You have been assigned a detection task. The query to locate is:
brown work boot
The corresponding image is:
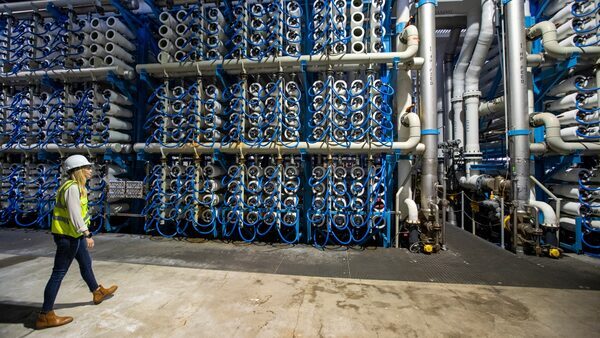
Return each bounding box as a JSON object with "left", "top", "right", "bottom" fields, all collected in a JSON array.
[
  {"left": 93, "top": 284, "right": 118, "bottom": 304},
  {"left": 35, "top": 310, "right": 73, "bottom": 329}
]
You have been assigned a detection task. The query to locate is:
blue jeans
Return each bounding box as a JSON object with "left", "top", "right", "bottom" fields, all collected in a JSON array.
[{"left": 42, "top": 234, "right": 99, "bottom": 312}]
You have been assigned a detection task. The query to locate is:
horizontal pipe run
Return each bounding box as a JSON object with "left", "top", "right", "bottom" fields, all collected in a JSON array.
[
  {"left": 136, "top": 142, "right": 426, "bottom": 155},
  {"left": 139, "top": 60, "right": 424, "bottom": 76},
  {"left": 138, "top": 26, "right": 419, "bottom": 77},
  {"left": 527, "top": 21, "right": 600, "bottom": 59},
  {"left": 0, "top": 144, "right": 132, "bottom": 154},
  {"left": 531, "top": 113, "right": 600, "bottom": 154},
  {"left": 0, "top": 66, "right": 135, "bottom": 82},
  {"left": 138, "top": 53, "right": 422, "bottom": 77}
]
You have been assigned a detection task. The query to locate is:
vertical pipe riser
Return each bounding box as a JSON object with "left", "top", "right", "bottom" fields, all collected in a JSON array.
[
  {"left": 418, "top": 3, "right": 438, "bottom": 217},
  {"left": 504, "top": 0, "right": 530, "bottom": 208}
]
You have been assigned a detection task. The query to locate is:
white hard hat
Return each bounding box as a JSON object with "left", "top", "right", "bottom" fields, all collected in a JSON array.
[{"left": 64, "top": 155, "right": 92, "bottom": 172}]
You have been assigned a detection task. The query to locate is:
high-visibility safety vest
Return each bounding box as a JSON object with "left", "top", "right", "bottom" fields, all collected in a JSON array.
[{"left": 51, "top": 180, "right": 90, "bottom": 238}]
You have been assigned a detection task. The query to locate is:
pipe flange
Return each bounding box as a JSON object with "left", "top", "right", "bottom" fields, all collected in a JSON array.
[
  {"left": 462, "top": 90, "right": 481, "bottom": 99},
  {"left": 450, "top": 96, "right": 463, "bottom": 103}
]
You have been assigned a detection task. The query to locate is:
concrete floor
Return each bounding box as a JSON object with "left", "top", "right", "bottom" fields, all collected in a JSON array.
[{"left": 0, "top": 250, "right": 599, "bottom": 337}]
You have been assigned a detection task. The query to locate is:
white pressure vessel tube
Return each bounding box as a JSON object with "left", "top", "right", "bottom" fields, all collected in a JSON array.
[
  {"left": 158, "top": 38, "right": 174, "bottom": 51},
  {"left": 103, "top": 89, "right": 131, "bottom": 106},
  {"left": 287, "top": 1, "right": 301, "bottom": 17},
  {"left": 370, "top": 41, "right": 384, "bottom": 53},
  {"left": 78, "top": 45, "right": 92, "bottom": 57},
  {"left": 105, "top": 43, "right": 134, "bottom": 63},
  {"left": 90, "top": 44, "right": 107, "bottom": 57},
  {"left": 204, "top": 85, "right": 222, "bottom": 100},
  {"left": 104, "top": 130, "right": 132, "bottom": 142},
  {"left": 350, "top": 0, "right": 363, "bottom": 14},
  {"left": 106, "top": 16, "right": 135, "bottom": 39},
  {"left": 175, "top": 23, "right": 190, "bottom": 37},
  {"left": 547, "top": 75, "right": 587, "bottom": 96},
  {"left": 90, "top": 31, "right": 107, "bottom": 44},
  {"left": 157, "top": 51, "right": 173, "bottom": 64},
  {"left": 207, "top": 7, "right": 225, "bottom": 25},
  {"left": 159, "top": 25, "right": 176, "bottom": 39},
  {"left": 175, "top": 37, "right": 192, "bottom": 51},
  {"left": 350, "top": 11, "right": 364, "bottom": 29},
  {"left": 104, "top": 55, "right": 131, "bottom": 68},
  {"left": 159, "top": 12, "right": 177, "bottom": 26},
  {"left": 88, "top": 56, "right": 105, "bottom": 67},
  {"left": 105, "top": 29, "right": 136, "bottom": 51},
  {"left": 351, "top": 27, "right": 365, "bottom": 44},
  {"left": 174, "top": 50, "right": 186, "bottom": 62},
  {"left": 176, "top": 10, "right": 190, "bottom": 24},
  {"left": 90, "top": 18, "right": 108, "bottom": 32},
  {"left": 97, "top": 116, "right": 132, "bottom": 130},
  {"left": 104, "top": 103, "right": 133, "bottom": 118}
]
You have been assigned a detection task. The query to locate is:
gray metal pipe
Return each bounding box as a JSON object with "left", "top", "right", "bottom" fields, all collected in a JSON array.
[
  {"left": 136, "top": 141, "right": 426, "bottom": 155},
  {"left": 452, "top": 7, "right": 481, "bottom": 149},
  {"left": 418, "top": 2, "right": 439, "bottom": 217},
  {"left": 464, "top": 0, "right": 496, "bottom": 177},
  {"left": 504, "top": 0, "right": 531, "bottom": 209},
  {"left": 138, "top": 26, "right": 420, "bottom": 77},
  {"left": 0, "top": 143, "right": 131, "bottom": 154},
  {"left": 1, "top": 0, "right": 139, "bottom": 15},
  {"left": 1, "top": 0, "right": 100, "bottom": 11},
  {"left": 138, "top": 111, "right": 422, "bottom": 155},
  {"left": 141, "top": 61, "right": 424, "bottom": 76},
  {"left": 443, "top": 29, "right": 461, "bottom": 143},
  {"left": 0, "top": 66, "right": 135, "bottom": 83},
  {"left": 527, "top": 21, "right": 600, "bottom": 59}
]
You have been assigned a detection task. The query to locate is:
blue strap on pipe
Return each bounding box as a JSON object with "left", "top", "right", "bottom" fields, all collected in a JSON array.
[
  {"left": 421, "top": 129, "right": 440, "bottom": 135},
  {"left": 395, "top": 22, "right": 406, "bottom": 35},
  {"left": 502, "top": 0, "right": 512, "bottom": 4},
  {"left": 416, "top": 0, "right": 438, "bottom": 8},
  {"left": 507, "top": 129, "right": 530, "bottom": 136}
]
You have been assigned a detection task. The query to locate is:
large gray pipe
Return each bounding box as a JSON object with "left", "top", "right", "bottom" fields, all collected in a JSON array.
[
  {"left": 464, "top": 0, "right": 496, "bottom": 176},
  {"left": 0, "top": 143, "right": 131, "bottom": 154},
  {"left": 443, "top": 29, "right": 461, "bottom": 143},
  {"left": 0, "top": 0, "right": 139, "bottom": 13},
  {"left": 452, "top": 7, "right": 481, "bottom": 150},
  {"left": 504, "top": 0, "right": 530, "bottom": 208},
  {"left": 418, "top": 1, "right": 439, "bottom": 216}
]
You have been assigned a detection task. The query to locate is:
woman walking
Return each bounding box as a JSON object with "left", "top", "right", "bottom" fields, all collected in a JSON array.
[{"left": 36, "top": 155, "right": 118, "bottom": 330}]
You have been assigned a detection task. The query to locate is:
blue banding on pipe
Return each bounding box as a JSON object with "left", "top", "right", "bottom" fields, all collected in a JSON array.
[
  {"left": 416, "top": 0, "right": 438, "bottom": 8},
  {"left": 507, "top": 129, "right": 530, "bottom": 136},
  {"left": 502, "top": 0, "right": 512, "bottom": 4},
  {"left": 396, "top": 22, "right": 406, "bottom": 35},
  {"left": 421, "top": 129, "right": 440, "bottom": 135}
]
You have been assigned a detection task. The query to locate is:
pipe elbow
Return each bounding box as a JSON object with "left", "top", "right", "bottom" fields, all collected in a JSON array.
[
  {"left": 531, "top": 113, "right": 600, "bottom": 154},
  {"left": 530, "top": 142, "right": 547, "bottom": 155},
  {"left": 404, "top": 198, "right": 420, "bottom": 224},
  {"left": 528, "top": 21, "right": 600, "bottom": 59},
  {"left": 400, "top": 25, "right": 420, "bottom": 59},
  {"left": 527, "top": 21, "right": 556, "bottom": 41},
  {"left": 401, "top": 112, "right": 422, "bottom": 149},
  {"left": 528, "top": 199, "right": 558, "bottom": 228}
]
